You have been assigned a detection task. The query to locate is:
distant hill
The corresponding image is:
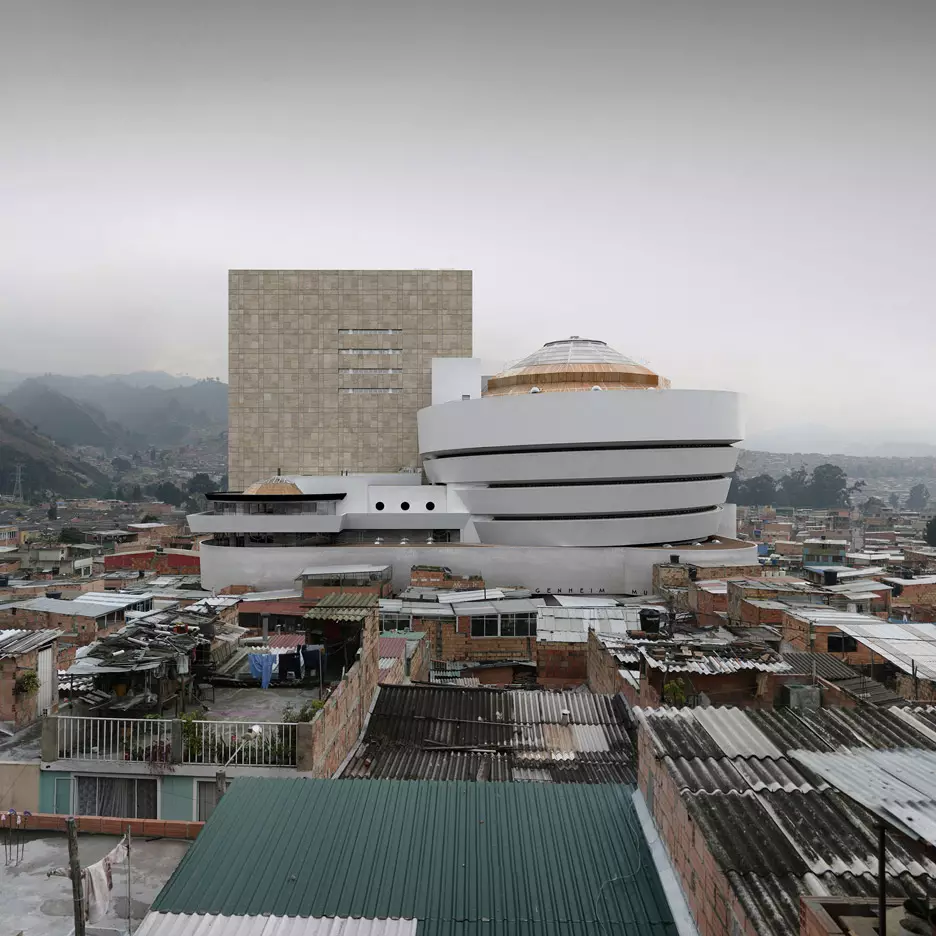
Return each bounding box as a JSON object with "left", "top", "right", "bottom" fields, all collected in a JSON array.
[
  {"left": 7, "top": 375, "right": 228, "bottom": 448},
  {"left": 3, "top": 380, "right": 132, "bottom": 450},
  {"left": 0, "top": 403, "right": 111, "bottom": 497},
  {"left": 738, "top": 449, "right": 936, "bottom": 482}
]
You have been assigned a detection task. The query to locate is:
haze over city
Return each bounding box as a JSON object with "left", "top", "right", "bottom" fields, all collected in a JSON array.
[{"left": 3, "top": 0, "right": 935, "bottom": 450}]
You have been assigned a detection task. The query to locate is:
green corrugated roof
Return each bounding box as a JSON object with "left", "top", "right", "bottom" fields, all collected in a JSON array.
[
  {"left": 152, "top": 778, "right": 676, "bottom": 936},
  {"left": 306, "top": 593, "right": 379, "bottom": 621}
]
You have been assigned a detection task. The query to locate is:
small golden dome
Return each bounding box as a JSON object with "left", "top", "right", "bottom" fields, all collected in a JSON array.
[{"left": 243, "top": 476, "right": 304, "bottom": 496}]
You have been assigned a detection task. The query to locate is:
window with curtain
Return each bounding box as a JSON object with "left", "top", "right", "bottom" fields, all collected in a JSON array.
[{"left": 75, "top": 776, "right": 158, "bottom": 818}]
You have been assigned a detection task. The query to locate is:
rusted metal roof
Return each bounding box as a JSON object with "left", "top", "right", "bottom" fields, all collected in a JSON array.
[
  {"left": 268, "top": 633, "right": 305, "bottom": 649},
  {"left": 339, "top": 685, "right": 635, "bottom": 783}
]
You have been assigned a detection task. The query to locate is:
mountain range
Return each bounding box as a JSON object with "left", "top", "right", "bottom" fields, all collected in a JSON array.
[{"left": 0, "top": 372, "right": 227, "bottom": 451}]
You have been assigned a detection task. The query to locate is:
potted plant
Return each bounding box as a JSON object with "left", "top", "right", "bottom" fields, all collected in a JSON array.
[{"left": 14, "top": 670, "right": 40, "bottom": 696}]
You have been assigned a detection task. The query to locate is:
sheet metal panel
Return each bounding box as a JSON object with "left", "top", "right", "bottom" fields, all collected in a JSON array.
[{"left": 137, "top": 915, "right": 418, "bottom": 936}]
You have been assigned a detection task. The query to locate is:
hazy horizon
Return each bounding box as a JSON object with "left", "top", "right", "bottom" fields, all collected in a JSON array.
[{"left": 3, "top": 0, "right": 934, "bottom": 443}]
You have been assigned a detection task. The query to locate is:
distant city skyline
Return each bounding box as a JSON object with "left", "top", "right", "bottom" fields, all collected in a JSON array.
[{"left": 3, "top": 0, "right": 934, "bottom": 443}]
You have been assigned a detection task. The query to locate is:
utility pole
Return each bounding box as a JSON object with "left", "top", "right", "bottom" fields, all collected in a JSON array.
[
  {"left": 215, "top": 770, "right": 227, "bottom": 802},
  {"left": 11, "top": 464, "right": 24, "bottom": 503},
  {"left": 66, "top": 818, "right": 86, "bottom": 936}
]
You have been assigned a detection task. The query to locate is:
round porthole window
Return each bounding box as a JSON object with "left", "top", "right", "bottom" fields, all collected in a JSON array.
[
  {"left": 375, "top": 501, "right": 385, "bottom": 511},
  {"left": 426, "top": 501, "right": 435, "bottom": 511},
  {"left": 401, "top": 501, "right": 410, "bottom": 511}
]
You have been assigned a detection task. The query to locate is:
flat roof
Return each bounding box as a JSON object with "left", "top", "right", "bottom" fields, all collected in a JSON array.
[{"left": 299, "top": 564, "right": 390, "bottom": 576}]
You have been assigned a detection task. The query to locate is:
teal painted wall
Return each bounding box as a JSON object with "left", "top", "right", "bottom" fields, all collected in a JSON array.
[
  {"left": 39, "top": 770, "right": 73, "bottom": 814},
  {"left": 161, "top": 775, "right": 195, "bottom": 821}
]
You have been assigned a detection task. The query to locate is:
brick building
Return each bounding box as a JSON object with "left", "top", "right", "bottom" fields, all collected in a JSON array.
[
  {"left": 104, "top": 549, "right": 201, "bottom": 575},
  {"left": 0, "top": 629, "right": 60, "bottom": 730}
]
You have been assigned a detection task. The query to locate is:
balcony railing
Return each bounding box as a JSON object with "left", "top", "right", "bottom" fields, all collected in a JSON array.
[
  {"left": 53, "top": 715, "right": 297, "bottom": 768},
  {"left": 56, "top": 716, "right": 173, "bottom": 764},
  {"left": 181, "top": 720, "right": 297, "bottom": 767}
]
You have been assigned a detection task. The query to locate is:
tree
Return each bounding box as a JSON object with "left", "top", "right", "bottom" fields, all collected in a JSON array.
[
  {"left": 926, "top": 517, "right": 936, "bottom": 548},
  {"left": 58, "top": 526, "right": 84, "bottom": 544},
  {"left": 130, "top": 484, "right": 143, "bottom": 502},
  {"left": 908, "top": 484, "right": 931, "bottom": 512},
  {"left": 47, "top": 502, "right": 58, "bottom": 521},
  {"left": 889, "top": 493, "right": 901, "bottom": 509},
  {"left": 111, "top": 456, "right": 132, "bottom": 474},
  {"left": 187, "top": 473, "right": 219, "bottom": 496},
  {"left": 777, "top": 468, "right": 810, "bottom": 508},
  {"left": 140, "top": 513, "right": 160, "bottom": 523},
  {"left": 740, "top": 474, "right": 778, "bottom": 506},
  {"left": 807, "top": 464, "right": 850, "bottom": 508},
  {"left": 861, "top": 497, "right": 886, "bottom": 517},
  {"left": 154, "top": 481, "right": 185, "bottom": 507}
]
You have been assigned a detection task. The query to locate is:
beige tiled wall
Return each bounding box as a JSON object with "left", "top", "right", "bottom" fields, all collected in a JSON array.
[{"left": 228, "top": 270, "right": 472, "bottom": 490}]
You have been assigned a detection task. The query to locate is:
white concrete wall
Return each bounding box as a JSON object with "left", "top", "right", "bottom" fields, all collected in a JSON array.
[
  {"left": 431, "top": 357, "right": 483, "bottom": 405},
  {"left": 424, "top": 446, "right": 740, "bottom": 484},
  {"left": 472, "top": 508, "right": 723, "bottom": 548},
  {"left": 199, "top": 540, "right": 757, "bottom": 595},
  {"left": 454, "top": 478, "right": 730, "bottom": 517},
  {"left": 367, "top": 485, "right": 448, "bottom": 513},
  {"left": 418, "top": 389, "right": 743, "bottom": 456}
]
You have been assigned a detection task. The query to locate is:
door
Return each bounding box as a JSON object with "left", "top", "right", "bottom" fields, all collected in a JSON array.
[{"left": 36, "top": 646, "right": 55, "bottom": 715}]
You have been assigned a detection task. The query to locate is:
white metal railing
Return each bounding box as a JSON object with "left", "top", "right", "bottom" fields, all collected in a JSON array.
[
  {"left": 57, "top": 716, "right": 174, "bottom": 764},
  {"left": 54, "top": 716, "right": 298, "bottom": 767},
  {"left": 181, "top": 721, "right": 297, "bottom": 767}
]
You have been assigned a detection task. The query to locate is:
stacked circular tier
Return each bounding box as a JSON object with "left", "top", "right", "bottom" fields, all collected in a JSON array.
[{"left": 418, "top": 337, "right": 742, "bottom": 547}]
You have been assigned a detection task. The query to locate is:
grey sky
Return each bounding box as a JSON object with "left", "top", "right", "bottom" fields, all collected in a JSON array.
[{"left": 2, "top": 0, "right": 934, "bottom": 443}]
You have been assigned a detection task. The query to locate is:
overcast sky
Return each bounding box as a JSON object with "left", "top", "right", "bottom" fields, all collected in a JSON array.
[{"left": 2, "top": 0, "right": 935, "bottom": 445}]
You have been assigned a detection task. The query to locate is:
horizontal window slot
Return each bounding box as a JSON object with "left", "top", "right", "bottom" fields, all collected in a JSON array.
[
  {"left": 487, "top": 475, "right": 727, "bottom": 488},
  {"left": 339, "top": 368, "right": 402, "bottom": 375},
  {"left": 486, "top": 506, "right": 720, "bottom": 521}
]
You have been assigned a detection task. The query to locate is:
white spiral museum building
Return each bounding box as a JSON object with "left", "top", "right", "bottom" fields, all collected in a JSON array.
[{"left": 192, "top": 338, "right": 755, "bottom": 593}]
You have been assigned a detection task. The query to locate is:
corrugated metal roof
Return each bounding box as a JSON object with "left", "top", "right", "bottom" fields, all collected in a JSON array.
[
  {"left": 435, "top": 589, "right": 507, "bottom": 604},
  {"left": 268, "top": 634, "right": 305, "bottom": 649},
  {"left": 340, "top": 685, "right": 634, "bottom": 783},
  {"left": 9, "top": 597, "right": 117, "bottom": 617},
  {"left": 790, "top": 749, "right": 936, "bottom": 847},
  {"left": 780, "top": 652, "right": 857, "bottom": 680},
  {"left": 639, "top": 704, "right": 936, "bottom": 761},
  {"left": 377, "top": 637, "right": 407, "bottom": 659},
  {"left": 0, "top": 628, "right": 62, "bottom": 657},
  {"left": 151, "top": 778, "right": 677, "bottom": 936},
  {"left": 641, "top": 646, "right": 790, "bottom": 675},
  {"left": 305, "top": 593, "right": 378, "bottom": 621},
  {"left": 682, "top": 788, "right": 935, "bottom": 936},
  {"left": 138, "top": 916, "right": 417, "bottom": 936}
]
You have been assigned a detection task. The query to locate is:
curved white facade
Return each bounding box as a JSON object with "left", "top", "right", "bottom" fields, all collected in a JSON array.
[
  {"left": 417, "top": 385, "right": 742, "bottom": 548},
  {"left": 455, "top": 478, "right": 731, "bottom": 518},
  {"left": 192, "top": 340, "right": 749, "bottom": 594},
  {"left": 418, "top": 389, "right": 742, "bottom": 456},
  {"left": 425, "top": 446, "right": 740, "bottom": 485}
]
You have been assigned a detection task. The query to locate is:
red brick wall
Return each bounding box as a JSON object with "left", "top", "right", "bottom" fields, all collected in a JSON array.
[
  {"left": 0, "top": 607, "right": 124, "bottom": 646},
  {"left": 637, "top": 721, "right": 760, "bottom": 936},
  {"left": 896, "top": 673, "right": 936, "bottom": 703},
  {"left": 780, "top": 611, "right": 876, "bottom": 665},
  {"left": 408, "top": 635, "right": 430, "bottom": 683},
  {"left": 297, "top": 609, "right": 379, "bottom": 777},
  {"left": 738, "top": 599, "right": 786, "bottom": 627},
  {"left": 586, "top": 631, "right": 634, "bottom": 700},
  {"left": 431, "top": 618, "right": 534, "bottom": 663},
  {"left": 0, "top": 644, "right": 57, "bottom": 728},
  {"left": 536, "top": 640, "right": 587, "bottom": 684},
  {"left": 104, "top": 551, "right": 200, "bottom": 573},
  {"left": 409, "top": 567, "right": 485, "bottom": 589}
]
